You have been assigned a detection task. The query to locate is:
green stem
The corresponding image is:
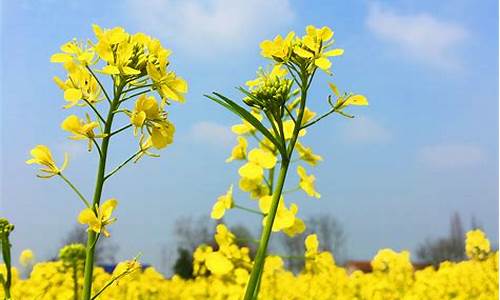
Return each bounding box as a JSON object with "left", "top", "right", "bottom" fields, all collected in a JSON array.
[
  {"left": 73, "top": 262, "right": 79, "bottom": 300},
  {"left": 233, "top": 204, "right": 265, "bottom": 216},
  {"left": 59, "top": 174, "right": 91, "bottom": 208},
  {"left": 1, "top": 235, "right": 12, "bottom": 299},
  {"left": 81, "top": 80, "right": 124, "bottom": 300},
  {"left": 103, "top": 150, "right": 141, "bottom": 182},
  {"left": 244, "top": 162, "right": 290, "bottom": 300},
  {"left": 243, "top": 69, "right": 311, "bottom": 300},
  {"left": 86, "top": 66, "right": 112, "bottom": 105}
]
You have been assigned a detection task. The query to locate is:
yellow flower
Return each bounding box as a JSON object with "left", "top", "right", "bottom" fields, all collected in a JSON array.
[
  {"left": 147, "top": 62, "right": 188, "bottom": 103},
  {"left": 259, "top": 196, "right": 297, "bottom": 232},
  {"left": 283, "top": 204, "right": 306, "bottom": 237},
  {"left": 297, "top": 165, "right": 320, "bottom": 198},
  {"left": 26, "top": 145, "right": 68, "bottom": 178},
  {"left": 211, "top": 185, "right": 234, "bottom": 220},
  {"left": 53, "top": 63, "right": 102, "bottom": 108},
  {"left": 305, "top": 234, "right": 319, "bottom": 257},
  {"left": 19, "top": 249, "right": 35, "bottom": 267},
  {"left": 260, "top": 31, "right": 295, "bottom": 62},
  {"left": 294, "top": 25, "right": 344, "bottom": 74},
  {"left": 134, "top": 135, "right": 160, "bottom": 162},
  {"left": 61, "top": 114, "right": 105, "bottom": 151},
  {"left": 112, "top": 258, "right": 142, "bottom": 283},
  {"left": 129, "top": 95, "right": 161, "bottom": 134},
  {"left": 205, "top": 252, "right": 234, "bottom": 275},
  {"left": 283, "top": 120, "right": 306, "bottom": 140},
  {"left": 226, "top": 136, "right": 248, "bottom": 162},
  {"left": 466, "top": 229, "right": 491, "bottom": 260},
  {"left": 296, "top": 143, "right": 323, "bottom": 166},
  {"left": 231, "top": 111, "right": 263, "bottom": 135},
  {"left": 150, "top": 120, "right": 175, "bottom": 149},
  {"left": 50, "top": 40, "right": 95, "bottom": 66},
  {"left": 238, "top": 177, "right": 269, "bottom": 199},
  {"left": 299, "top": 107, "right": 317, "bottom": 125},
  {"left": 78, "top": 198, "right": 118, "bottom": 237},
  {"left": 238, "top": 148, "right": 277, "bottom": 180}
]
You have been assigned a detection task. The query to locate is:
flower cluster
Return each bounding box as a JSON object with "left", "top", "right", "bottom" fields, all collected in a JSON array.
[{"left": 25, "top": 25, "right": 187, "bottom": 299}]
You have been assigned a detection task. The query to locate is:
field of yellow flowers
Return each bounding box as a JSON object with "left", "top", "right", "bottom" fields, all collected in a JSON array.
[{"left": 2, "top": 229, "right": 498, "bottom": 299}]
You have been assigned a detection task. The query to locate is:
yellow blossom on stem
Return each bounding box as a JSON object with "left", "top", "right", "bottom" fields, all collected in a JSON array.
[
  {"left": 259, "top": 196, "right": 297, "bottom": 232},
  {"left": 238, "top": 177, "right": 269, "bottom": 199},
  {"left": 130, "top": 95, "right": 161, "bottom": 134},
  {"left": 26, "top": 145, "right": 68, "bottom": 178},
  {"left": 260, "top": 31, "right": 295, "bottom": 62},
  {"left": 296, "top": 143, "right": 323, "bottom": 166},
  {"left": 211, "top": 185, "right": 234, "bottom": 220},
  {"left": 293, "top": 25, "right": 344, "bottom": 74},
  {"left": 238, "top": 148, "right": 277, "bottom": 180},
  {"left": 50, "top": 40, "right": 95, "bottom": 66},
  {"left": 61, "top": 114, "right": 105, "bottom": 151},
  {"left": 297, "top": 165, "right": 320, "bottom": 198},
  {"left": 78, "top": 198, "right": 118, "bottom": 237},
  {"left": 226, "top": 136, "right": 248, "bottom": 162},
  {"left": 150, "top": 120, "right": 175, "bottom": 149},
  {"left": 53, "top": 63, "right": 102, "bottom": 108},
  {"left": 147, "top": 63, "right": 188, "bottom": 103},
  {"left": 283, "top": 120, "right": 306, "bottom": 140}
]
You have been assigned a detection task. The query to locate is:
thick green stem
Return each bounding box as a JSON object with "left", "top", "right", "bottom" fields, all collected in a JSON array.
[
  {"left": 81, "top": 81, "right": 124, "bottom": 300},
  {"left": 73, "top": 262, "right": 79, "bottom": 300},
  {"left": 243, "top": 160, "right": 290, "bottom": 300},
  {"left": 1, "top": 235, "right": 12, "bottom": 299},
  {"left": 243, "top": 70, "right": 310, "bottom": 300}
]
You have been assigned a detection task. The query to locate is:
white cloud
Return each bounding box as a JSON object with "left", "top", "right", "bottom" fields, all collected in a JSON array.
[
  {"left": 189, "top": 121, "right": 234, "bottom": 147},
  {"left": 341, "top": 116, "right": 391, "bottom": 144},
  {"left": 417, "top": 144, "right": 485, "bottom": 168},
  {"left": 126, "top": 0, "right": 294, "bottom": 58},
  {"left": 366, "top": 2, "right": 467, "bottom": 69}
]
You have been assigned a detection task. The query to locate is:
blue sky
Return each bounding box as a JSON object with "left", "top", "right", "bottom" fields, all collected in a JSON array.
[{"left": 1, "top": 0, "right": 498, "bottom": 273}]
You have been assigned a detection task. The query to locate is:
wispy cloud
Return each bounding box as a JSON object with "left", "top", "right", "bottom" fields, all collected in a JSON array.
[
  {"left": 126, "top": 0, "right": 294, "bottom": 58},
  {"left": 417, "top": 143, "right": 485, "bottom": 168},
  {"left": 341, "top": 116, "right": 391, "bottom": 144},
  {"left": 189, "top": 121, "right": 234, "bottom": 147},
  {"left": 366, "top": 2, "right": 467, "bottom": 70}
]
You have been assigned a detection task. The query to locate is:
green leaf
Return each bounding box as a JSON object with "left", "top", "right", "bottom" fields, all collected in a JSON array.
[{"left": 205, "top": 93, "right": 287, "bottom": 157}]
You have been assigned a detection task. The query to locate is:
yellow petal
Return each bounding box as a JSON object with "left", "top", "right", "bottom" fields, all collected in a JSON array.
[
  {"left": 238, "top": 162, "right": 263, "bottom": 180},
  {"left": 64, "top": 88, "right": 82, "bottom": 101},
  {"left": 323, "top": 49, "right": 344, "bottom": 57},
  {"left": 314, "top": 57, "right": 331, "bottom": 71},
  {"left": 101, "top": 65, "right": 120, "bottom": 75},
  {"left": 344, "top": 94, "right": 368, "bottom": 106},
  {"left": 294, "top": 47, "right": 314, "bottom": 59},
  {"left": 205, "top": 252, "right": 234, "bottom": 275},
  {"left": 50, "top": 53, "right": 73, "bottom": 63}
]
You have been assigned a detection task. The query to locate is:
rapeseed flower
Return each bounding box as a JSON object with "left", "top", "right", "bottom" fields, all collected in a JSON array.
[
  {"left": 78, "top": 198, "right": 118, "bottom": 237},
  {"left": 26, "top": 145, "right": 68, "bottom": 178}
]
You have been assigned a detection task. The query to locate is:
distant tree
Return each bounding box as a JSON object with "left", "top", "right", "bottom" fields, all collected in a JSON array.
[
  {"left": 279, "top": 214, "right": 347, "bottom": 273},
  {"left": 229, "top": 224, "right": 257, "bottom": 257},
  {"left": 172, "top": 248, "right": 194, "bottom": 279},
  {"left": 174, "top": 215, "right": 214, "bottom": 251},
  {"left": 171, "top": 215, "right": 256, "bottom": 276},
  {"left": 416, "top": 212, "right": 470, "bottom": 266},
  {"left": 60, "top": 225, "right": 118, "bottom": 265}
]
